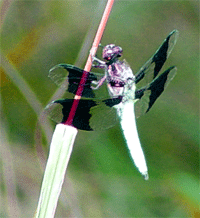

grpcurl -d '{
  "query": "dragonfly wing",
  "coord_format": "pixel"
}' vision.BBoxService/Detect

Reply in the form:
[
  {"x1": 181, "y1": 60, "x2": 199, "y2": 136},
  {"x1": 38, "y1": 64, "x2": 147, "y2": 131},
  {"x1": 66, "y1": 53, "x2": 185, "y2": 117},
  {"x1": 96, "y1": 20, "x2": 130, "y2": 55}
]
[
  {"x1": 135, "y1": 30, "x2": 179, "y2": 85},
  {"x1": 45, "y1": 97, "x2": 122, "y2": 131},
  {"x1": 89, "y1": 98, "x2": 121, "y2": 131},
  {"x1": 44, "y1": 101, "x2": 64, "y2": 124},
  {"x1": 49, "y1": 64, "x2": 100, "y2": 98},
  {"x1": 135, "y1": 66, "x2": 177, "y2": 118}
]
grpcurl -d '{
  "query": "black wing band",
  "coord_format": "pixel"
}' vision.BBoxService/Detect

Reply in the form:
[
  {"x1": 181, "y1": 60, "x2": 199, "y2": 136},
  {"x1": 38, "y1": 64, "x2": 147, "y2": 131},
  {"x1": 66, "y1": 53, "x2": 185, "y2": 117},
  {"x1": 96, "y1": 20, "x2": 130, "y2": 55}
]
[
  {"x1": 53, "y1": 96, "x2": 122, "y2": 131},
  {"x1": 49, "y1": 64, "x2": 98, "y2": 98},
  {"x1": 135, "y1": 66, "x2": 177, "y2": 117},
  {"x1": 135, "y1": 30, "x2": 179, "y2": 84}
]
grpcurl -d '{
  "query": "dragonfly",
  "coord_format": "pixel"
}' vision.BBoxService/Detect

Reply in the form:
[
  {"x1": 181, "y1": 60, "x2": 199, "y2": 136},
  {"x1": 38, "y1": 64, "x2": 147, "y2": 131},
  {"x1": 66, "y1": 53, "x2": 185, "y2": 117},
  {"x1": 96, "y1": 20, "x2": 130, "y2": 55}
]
[{"x1": 45, "y1": 30, "x2": 179, "y2": 180}]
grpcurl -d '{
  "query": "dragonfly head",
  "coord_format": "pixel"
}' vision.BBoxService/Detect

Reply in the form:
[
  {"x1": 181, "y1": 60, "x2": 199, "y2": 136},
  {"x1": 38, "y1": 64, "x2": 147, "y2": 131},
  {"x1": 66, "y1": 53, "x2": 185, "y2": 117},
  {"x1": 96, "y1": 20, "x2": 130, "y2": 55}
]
[{"x1": 102, "y1": 44, "x2": 123, "y2": 61}]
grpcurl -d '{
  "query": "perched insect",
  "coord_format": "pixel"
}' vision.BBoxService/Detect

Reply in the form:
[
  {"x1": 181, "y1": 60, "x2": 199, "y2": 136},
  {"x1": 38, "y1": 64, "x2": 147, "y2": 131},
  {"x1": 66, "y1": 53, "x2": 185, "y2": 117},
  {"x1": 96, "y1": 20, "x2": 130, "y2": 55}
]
[{"x1": 45, "y1": 30, "x2": 179, "y2": 179}]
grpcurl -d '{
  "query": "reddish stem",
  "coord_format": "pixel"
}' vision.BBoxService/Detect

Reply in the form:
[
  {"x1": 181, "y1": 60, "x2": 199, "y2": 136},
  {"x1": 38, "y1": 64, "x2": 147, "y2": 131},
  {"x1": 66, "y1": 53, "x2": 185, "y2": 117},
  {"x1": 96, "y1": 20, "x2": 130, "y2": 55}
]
[{"x1": 65, "y1": 0, "x2": 115, "y2": 125}]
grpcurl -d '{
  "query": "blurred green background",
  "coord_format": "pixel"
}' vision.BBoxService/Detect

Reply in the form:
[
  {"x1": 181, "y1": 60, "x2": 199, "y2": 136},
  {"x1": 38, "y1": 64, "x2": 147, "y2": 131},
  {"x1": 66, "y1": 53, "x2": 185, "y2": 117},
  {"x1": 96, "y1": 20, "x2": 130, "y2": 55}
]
[{"x1": 0, "y1": 0, "x2": 199, "y2": 217}]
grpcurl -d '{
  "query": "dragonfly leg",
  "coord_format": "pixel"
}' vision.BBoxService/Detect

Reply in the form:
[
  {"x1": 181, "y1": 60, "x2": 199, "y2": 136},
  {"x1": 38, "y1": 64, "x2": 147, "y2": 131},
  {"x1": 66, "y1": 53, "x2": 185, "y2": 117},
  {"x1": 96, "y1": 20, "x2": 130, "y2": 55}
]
[
  {"x1": 91, "y1": 56, "x2": 106, "y2": 69},
  {"x1": 91, "y1": 75, "x2": 107, "y2": 90}
]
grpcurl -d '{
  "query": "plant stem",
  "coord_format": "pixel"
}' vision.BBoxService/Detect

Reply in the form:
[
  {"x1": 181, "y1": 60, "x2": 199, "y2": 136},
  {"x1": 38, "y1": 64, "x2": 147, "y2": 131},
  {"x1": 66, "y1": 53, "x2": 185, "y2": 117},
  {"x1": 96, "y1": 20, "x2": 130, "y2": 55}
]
[{"x1": 65, "y1": 0, "x2": 115, "y2": 125}]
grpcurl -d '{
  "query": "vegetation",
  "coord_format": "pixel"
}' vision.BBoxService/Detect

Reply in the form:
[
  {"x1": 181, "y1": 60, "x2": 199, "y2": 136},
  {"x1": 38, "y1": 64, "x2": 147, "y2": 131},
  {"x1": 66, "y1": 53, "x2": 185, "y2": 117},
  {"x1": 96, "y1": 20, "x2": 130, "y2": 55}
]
[{"x1": 1, "y1": 1, "x2": 199, "y2": 217}]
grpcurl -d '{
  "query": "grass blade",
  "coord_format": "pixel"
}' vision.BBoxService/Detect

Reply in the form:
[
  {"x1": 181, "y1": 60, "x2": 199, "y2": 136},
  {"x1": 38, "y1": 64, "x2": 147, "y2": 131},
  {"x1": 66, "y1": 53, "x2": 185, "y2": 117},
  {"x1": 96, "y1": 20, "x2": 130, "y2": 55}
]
[{"x1": 34, "y1": 124, "x2": 77, "y2": 218}]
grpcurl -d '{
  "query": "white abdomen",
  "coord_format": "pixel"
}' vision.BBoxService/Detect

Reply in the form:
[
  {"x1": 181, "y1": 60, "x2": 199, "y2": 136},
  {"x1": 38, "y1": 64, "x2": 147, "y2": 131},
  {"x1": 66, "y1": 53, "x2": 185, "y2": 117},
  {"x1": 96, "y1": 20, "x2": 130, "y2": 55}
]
[{"x1": 116, "y1": 101, "x2": 149, "y2": 180}]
